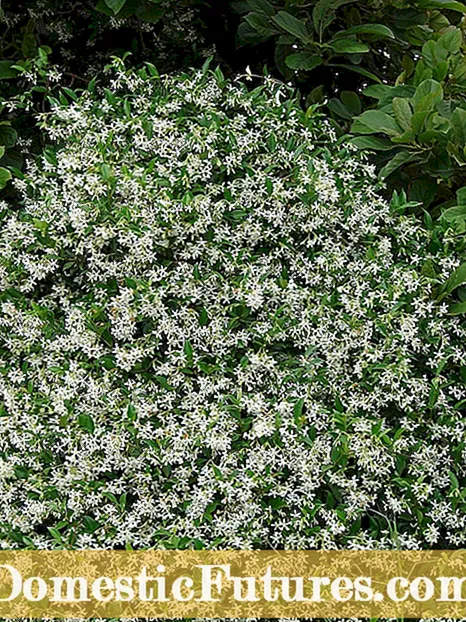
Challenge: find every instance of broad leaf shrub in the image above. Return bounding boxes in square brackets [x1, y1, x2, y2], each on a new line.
[350, 23, 466, 210]
[235, 0, 466, 94]
[0, 60, 466, 549]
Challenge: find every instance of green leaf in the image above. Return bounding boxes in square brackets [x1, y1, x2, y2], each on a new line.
[449, 301, 466, 314]
[95, 0, 114, 15]
[313, 0, 337, 37]
[449, 470, 460, 489]
[439, 28, 463, 54]
[83, 516, 101, 533]
[433, 61, 449, 82]
[245, 12, 277, 37]
[328, 98, 353, 119]
[379, 151, 418, 179]
[410, 177, 437, 206]
[0, 60, 19, 79]
[306, 85, 325, 106]
[0, 167, 12, 189]
[417, 0, 466, 11]
[442, 262, 466, 296]
[0, 146, 5, 159]
[285, 52, 323, 71]
[451, 107, 466, 144]
[338, 24, 395, 39]
[313, 0, 355, 38]
[329, 39, 370, 54]
[349, 135, 395, 151]
[100, 163, 112, 181]
[422, 41, 448, 69]
[183, 340, 193, 361]
[329, 63, 382, 83]
[247, 0, 275, 15]
[340, 91, 361, 115]
[351, 110, 402, 136]
[411, 110, 431, 135]
[394, 455, 406, 476]
[442, 204, 466, 224]
[392, 98, 413, 131]
[441, 188, 466, 224]
[457, 187, 466, 206]
[78, 413, 95, 433]
[127, 403, 137, 421]
[104, 0, 126, 14]
[47, 527, 63, 543]
[364, 84, 415, 101]
[272, 11, 310, 42]
[411, 79, 443, 113]
[293, 398, 305, 418]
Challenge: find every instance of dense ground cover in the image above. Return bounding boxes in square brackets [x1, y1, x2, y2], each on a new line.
[0, 62, 465, 552]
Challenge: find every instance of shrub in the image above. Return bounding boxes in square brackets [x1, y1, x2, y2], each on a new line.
[235, 0, 466, 94]
[349, 24, 466, 210]
[0, 0, 212, 77]
[0, 61, 465, 549]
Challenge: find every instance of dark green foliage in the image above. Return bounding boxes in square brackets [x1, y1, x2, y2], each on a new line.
[349, 23, 466, 212]
[235, 0, 466, 96]
[0, 0, 212, 77]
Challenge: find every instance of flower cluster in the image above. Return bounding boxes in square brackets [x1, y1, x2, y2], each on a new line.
[0, 60, 465, 551]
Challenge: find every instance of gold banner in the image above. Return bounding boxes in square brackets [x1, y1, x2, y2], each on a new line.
[1, 550, 466, 618]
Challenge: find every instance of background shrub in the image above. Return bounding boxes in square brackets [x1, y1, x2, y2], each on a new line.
[349, 24, 466, 208]
[2, 0, 466, 216]
[0, 0, 213, 77]
[0, 62, 465, 549]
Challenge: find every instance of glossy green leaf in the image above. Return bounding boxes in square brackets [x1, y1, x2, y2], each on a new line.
[411, 110, 431, 135]
[378, 151, 418, 179]
[416, 0, 466, 12]
[451, 107, 466, 144]
[411, 79, 443, 113]
[285, 52, 323, 71]
[338, 24, 395, 39]
[439, 28, 463, 54]
[442, 263, 466, 296]
[457, 187, 466, 206]
[449, 301, 466, 315]
[0, 167, 12, 189]
[247, 0, 275, 15]
[245, 12, 277, 37]
[351, 110, 402, 136]
[392, 98, 413, 131]
[329, 39, 370, 54]
[328, 98, 353, 119]
[313, 0, 337, 36]
[442, 204, 466, 224]
[422, 40, 448, 68]
[340, 91, 361, 115]
[272, 11, 310, 42]
[349, 135, 395, 151]
[104, 0, 126, 13]
[78, 413, 95, 433]
[95, 0, 114, 15]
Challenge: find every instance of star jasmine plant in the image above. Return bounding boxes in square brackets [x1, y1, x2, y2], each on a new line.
[0, 58, 465, 552]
